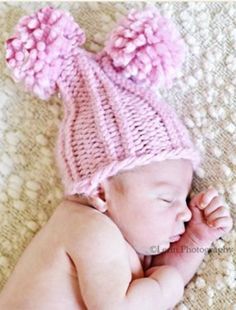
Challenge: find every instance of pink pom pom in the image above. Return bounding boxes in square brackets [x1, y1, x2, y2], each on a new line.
[103, 7, 186, 89]
[5, 6, 86, 100]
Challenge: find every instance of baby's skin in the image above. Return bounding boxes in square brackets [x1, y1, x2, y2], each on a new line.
[0, 159, 233, 310]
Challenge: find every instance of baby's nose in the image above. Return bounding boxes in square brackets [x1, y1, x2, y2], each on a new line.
[177, 204, 192, 222]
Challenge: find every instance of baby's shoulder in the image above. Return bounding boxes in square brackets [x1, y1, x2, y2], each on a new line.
[56, 199, 118, 230]
[53, 199, 124, 252]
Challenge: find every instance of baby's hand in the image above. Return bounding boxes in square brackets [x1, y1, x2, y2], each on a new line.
[186, 186, 233, 247]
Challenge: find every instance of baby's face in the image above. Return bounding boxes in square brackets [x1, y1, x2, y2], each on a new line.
[103, 159, 193, 255]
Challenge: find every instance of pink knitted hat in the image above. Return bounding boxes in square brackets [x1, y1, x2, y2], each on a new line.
[5, 5, 201, 196]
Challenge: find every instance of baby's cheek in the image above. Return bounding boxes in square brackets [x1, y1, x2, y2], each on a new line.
[156, 214, 174, 235]
[165, 207, 178, 222]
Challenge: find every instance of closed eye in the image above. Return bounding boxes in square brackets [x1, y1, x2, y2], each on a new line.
[160, 198, 172, 203]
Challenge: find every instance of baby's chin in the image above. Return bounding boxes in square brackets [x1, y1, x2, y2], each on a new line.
[136, 242, 171, 256]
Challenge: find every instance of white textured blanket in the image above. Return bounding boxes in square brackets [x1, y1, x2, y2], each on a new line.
[0, 2, 235, 309]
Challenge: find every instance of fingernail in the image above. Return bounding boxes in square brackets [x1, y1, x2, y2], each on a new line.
[199, 203, 205, 209]
[207, 221, 213, 227]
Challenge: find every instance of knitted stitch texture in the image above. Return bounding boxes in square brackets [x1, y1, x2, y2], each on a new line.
[5, 5, 201, 196]
[1, 2, 236, 308]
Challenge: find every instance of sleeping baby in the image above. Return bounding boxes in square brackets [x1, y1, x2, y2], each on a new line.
[0, 5, 233, 310]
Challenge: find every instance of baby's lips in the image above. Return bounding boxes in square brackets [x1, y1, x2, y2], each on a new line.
[169, 235, 181, 242]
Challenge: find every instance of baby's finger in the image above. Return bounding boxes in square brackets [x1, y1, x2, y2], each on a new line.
[211, 216, 233, 232]
[199, 186, 219, 210]
[206, 206, 230, 225]
[204, 195, 225, 216]
[188, 191, 204, 208]
[188, 199, 205, 222]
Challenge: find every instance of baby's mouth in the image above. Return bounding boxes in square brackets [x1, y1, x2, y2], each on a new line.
[169, 228, 185, 242]
[157, 242, 170, 253]
[169, 235, 181, 242]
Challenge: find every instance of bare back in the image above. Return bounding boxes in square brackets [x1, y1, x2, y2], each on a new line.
[0, 200, 148, 309]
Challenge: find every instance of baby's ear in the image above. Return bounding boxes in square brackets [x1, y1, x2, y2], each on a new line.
[97, 184, 106, 203]
[90, 182, 110, 213]
[101, 6, 187, 89]
[5, 6, 86, 100]
[91, 196, 107, 213]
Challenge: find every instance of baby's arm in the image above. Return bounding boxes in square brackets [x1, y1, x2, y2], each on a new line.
[149, 229, 209, 286]
[150, 187, 233, 285]
[66, 210, 184, 310]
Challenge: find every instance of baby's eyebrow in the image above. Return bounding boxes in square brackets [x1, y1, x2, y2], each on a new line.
[155, 182, 192, 197]
[154, 182, 173, 189]
[154, 183, 180, 195]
